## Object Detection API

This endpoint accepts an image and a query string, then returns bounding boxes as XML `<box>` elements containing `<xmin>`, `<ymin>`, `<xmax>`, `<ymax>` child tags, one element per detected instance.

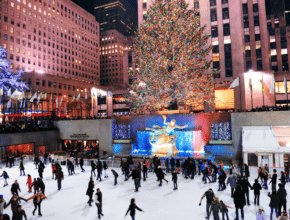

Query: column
<box><xmin>243</xmin><ymin>152</ymin><xmax>248</xmax><ymax>165</ymax></box>
<box><xmin>269</xmin><ymin>154</ymin><xmax>273</xmax><ymax>168</ymax></box>
<box><xmin>279</xmin><ymin>153</ymin><xmax>284</xmax><ymax>168</ymax></box>
<box><xmin>258</xmin><ymin>154</ymin><xmax>262</xmax><ymax>167</ymax></box>
<box><xmin>106</xmin><ymin>91</ymin><xmax>113</xmax><ymax>117</ymax></box>
<box><xmin>275</xmin><ymin>153</ymin><xmax>280</xmax><ymax>168</ymax></box>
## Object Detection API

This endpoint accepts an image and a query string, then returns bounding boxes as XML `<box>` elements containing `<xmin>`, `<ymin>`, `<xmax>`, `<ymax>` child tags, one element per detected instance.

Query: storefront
<box><xmin>62</xmin><ymin>139</ymin><xmax>99</xmax><ymax>158</ymax></box>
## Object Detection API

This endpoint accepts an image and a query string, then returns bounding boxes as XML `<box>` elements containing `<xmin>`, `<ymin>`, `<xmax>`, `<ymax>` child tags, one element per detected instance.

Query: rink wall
<box><xmin>0</xmin><ymin>129</ymin><xmax>59</xmax><ymax>158</ymax></box>
<box><xmin>231</xmin><ymin>111</ymin><xmax>290</xmax><ymax>159</ymax></box>
<box><xmin>55</xmin><ymin>119</ymin><xmax>113</xmax><ymax>157</ymax></box>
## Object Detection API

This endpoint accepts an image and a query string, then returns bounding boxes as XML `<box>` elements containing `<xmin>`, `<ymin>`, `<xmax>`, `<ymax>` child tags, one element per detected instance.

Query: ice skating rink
<box><xmin>0</xmin><ymin>163</ymin><xmax>286</xmax><ymax>219</ymax></box>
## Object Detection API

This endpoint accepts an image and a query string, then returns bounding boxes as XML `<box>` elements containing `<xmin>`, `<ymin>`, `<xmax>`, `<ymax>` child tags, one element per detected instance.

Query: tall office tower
<box><xmin>94</xmin><ymin>0</ymin><xmax>138</xmax><ymax>36</ymax></box>
<box><xmin>0</xmin><ymin>0</ymin><xmax>100</xmax><ymax>118</ymax></box>
<box><xmin>265</xmin><ymin>0</ymin><xmax>290</xmax><ymax>106</ymax></box>
<box><xmin>138</xmin><ymin>0</ymin><xmax>274</xmax><ymax>111</ymax></box>
<box><xmin>99</xmin><ymin>29</ymin><xmax>133</xmax><ymax>86</ymax></box>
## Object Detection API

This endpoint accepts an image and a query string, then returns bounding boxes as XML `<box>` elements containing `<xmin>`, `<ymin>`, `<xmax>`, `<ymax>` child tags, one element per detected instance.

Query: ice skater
<box><xmin>27</xmin><ymin>190</ymin><xmax>47</xmax><ymax>216</ymax></box>
<box><xmin>0</xmin><ymin>171</ymin><xmax>9</xmax><ymax>187</ymax></box>
<box><xmin>38</xmin><ymin>162</ymin><xmax>45</xmax><ymax>180</ymax></box>
<box><xmin>15</xmin><ymin>204</ymin><xmax>27</xmax><ymax>220</ymax></box>
<box><xmin>5</xmin><ymin>193</ymin><xmax>27</xmax><ymax>220</ymax></box>
<box><xmin>199</xmin><ymin>188</ymin><xmax>216</xmax><ymax>219</ymax></box>
<box><xmin>97</xmin><ymin>160</ymin><xmax>103</xmax><ymax>182</ymax></box>
<box><xmin>111</xmin><ymin>169</ymin><xmax>119</xmax><ymax>186</ymax></box>
<box><xmin>31</xmin><ymin>178</ymin><xmax>38</xmax><ymax>194</ymax></box>
<box><xmin>125</xmin><ymin>198</ymin><xmax>144</xmax><ymax>220</ymax></box>
<box><xmin>80</xmin><ymin>157</ymin><xmax>85</xmax><ymax>172</ymax></box>
<box><xmin>0</xmin><ymin>195</ymin><xmax>7</xmax><ymax>215</ymax></box>
<box><xmin>11</xmin><ymin>180</ymin><xmax>21</xmax><ymax>197</ymax></box>
<box><xmin>172</xmin><ymin>169</ymin><xmax>178</xmax><ymax>190</ymax></box>
<box><xmin>26</xmin><ymin>175</ymin><xmax>32</xmax><ymax>193</ymax></box>
<box><xmin>95</xmin><ymin>188</ymin><xmax>103</xmax><ymax>219</ymax></box>
<box><xmin>128</xmin><ymin>167</ymin><xmax>140</xmax><ymax>192</ymax></box>
<box><xmin>86</xmin><ymin>177</ymin><xmax>94</xmax><ymax>206</ymax></box>
<box><xmin>103</xmin><ymin>161</ymin><xmax>108</xmax><ymax>178</ymax></box>
<box><xmin>51</xmin><ymin>163</ymin><xmax>56</xmax><ymax>179</ymax></box>
<box><xmin>91</xmin><ymin>161</ymin><xmax>96</xmax><ymax>177</ymax></box>
<box><xmin>142</xmin><ymin>161</ymin><xmax>147</xmax><ymax>181</ymax></box>
<box><xmin>157</xmin><ymin>166</ymin><xmax>168</xmax><ymax>186</ymax></box>
<box><xmin>55</xmin><ymin>168</ymin><xmax>64</xmax><ymax>190</ymax></box>
<box><xmin>19</xmin><ymin>160</ymin><xmax>25</xmax><ymax>176</ymax></box>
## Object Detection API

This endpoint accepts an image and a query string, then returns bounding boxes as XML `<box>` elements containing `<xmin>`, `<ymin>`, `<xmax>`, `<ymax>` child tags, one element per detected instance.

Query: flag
<box><xmin>67</xmin><ymin>95</ymin><xmax>69</xmax><ymax>103</ymax></box>
<box><xmin>249</xmin><ymin>76</ymin><xmax>252</xmax><ymax>91</ymax></box>
<box><xmin>229</xmin><ymin>77</ymin><xmax>239</xmax><ymax>89</ymax></box>
<box><xmin>0</xmin><ymin>96</ymin><xmax>2</xmax><ymax>106</ymax></box>
<box><xmin>284</xmin><ymin>74</ymin><xmax>287</xmax><ymax>96</ymax></box>
<box><xmin>60</xmin><ymin>96</ymin><xmax>63</xmax><ymax>107</ymax></box>
<box><xmin>37</xmin><ymin>92</ymin><xmax>42</xmax><ymax>104</ymax></box>
<box><xmin>7</xmin><ymin>99</ymin><xmax>11</xmax><ymax>109</ymax></box>
<box><xmin>56</xmin><ymin>96</ymin><xmax>58</xmax><ymax>108</ymax></box>
<box><xmin>76</xmin><ymin>93</ymin><xmax>80</xmax><ymax>102</ymax></box>
<box><xmin>72</xmin><ymin>94</ymin><xmax>76</xmax><ymax>102</ymax></box>
<box><xmin>20</xmin><ymin>97</ymin><xmax>23</xmax><ymax>108</ymax></box>
<box><xmin>30</xmin><ymin>92</ymin><xmax>37</xmax><ymax>102</ymax></box>
<box><xmin>269</xmin><ymin>75</ymin><xmax>275</xmax><ymax>94</ymax></box>
<box><xmin>28</xmin><ymin>91</ymin><xmax>32</xmax><ymax>99</ymax></box>
<box><xmin>23</xmin><ymin>98</ymin><xmax>26</xmax><ymax>109</ymax></box>
<box><xmin>11</xmin><ymin>90</ymin><xmax>19</xmax><ymax>99</ymax></box>
<box><xmin>85</xmin><ymin>91</ymin><xmax>87</xmax><ymax>99</ymax></box>
<box><xmin>49</xmin><ymin>93</ymin><xmax>53</xmax><ymax>104</ymax></box>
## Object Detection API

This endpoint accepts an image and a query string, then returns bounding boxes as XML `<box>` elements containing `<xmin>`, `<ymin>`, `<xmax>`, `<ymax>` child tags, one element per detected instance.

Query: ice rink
<box><xmin>0</xmin><ymin>162</ymin><xmax>287</xmax><ymax>220</ymax></box>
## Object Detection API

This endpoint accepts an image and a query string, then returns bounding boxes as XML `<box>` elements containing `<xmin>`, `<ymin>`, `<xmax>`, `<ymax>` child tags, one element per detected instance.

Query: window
<box><xmin>36</xmin><ymin>79</ymin><xmax>40</xmax><ymax>85</ymax></box>
<box><xmin>212</xmin><ymin>45</ymin><xmax>219</xmax><ymax>53</ymax></box>
<box><xmin>223</xmin><ymin>23</ymin><xmax>230</xmax><ymax>36</ymax></box>
<box><xmin>254</xmin><ymin>16</ymin><xmax>259</xmax><ymax>26</ymax></box>
<box><xmin>257</xmin><ymin>60</ymin><xmax>263</xmax><ymax>70</ymax></box>
<box><xmin>42</xmin><ymin>80</ymin><xmax>46</xmax><ymax>86</ymax></box>
<box><xmin>253</xmin><ymin>4</ymin><xmax>259</xmax><ymax>13</ymax></box>
<box><xmin>244</xmin><ymin>16</ymin><xmax>249</xmax><ymax>28</ymax></box>
<box><xmin>255</xmin><ymin>34</ymin><xmax>260</xmax><ymax>41</ymax></box>
<box><xmin>256</xmin><ymin>48</ymin><xmax>262</xmax><ymax>59</ymax></box>
<box><xmin>54</xmin><ymin>82</ymin><xmax>57</xmax><ymax>88</ymax></box>
<box><xmin>242</xmin><ymin>3</ymin><xmax>248</xmax><ymax>14</ymax></box>
<box><xmin>210</xmin><ymin>0</ymin><xmax>216</xmax><ymax>6</ymax></box>
<box><xmin>222</xmin><ymin>8</ymin><xmax>229</xmax><ymax>20</ymax></box>
<box><xmin>210</xmin><ymin>8</ymin><xmax>217</xmax><ymax>22</ymax></box>
<box><xmin>59</xmin><ymin>83</ymin><xmax>62</xmax><ymax>89</ymax></box>
<box><xmin>245</xmin><ymin>35</ymin><xmax>250</xmax><ymax>43</ymax></box>
<box><xmin>222</xmin><ymin>0</ymin><xmax>228</xmax><ymax>3</ymax></box>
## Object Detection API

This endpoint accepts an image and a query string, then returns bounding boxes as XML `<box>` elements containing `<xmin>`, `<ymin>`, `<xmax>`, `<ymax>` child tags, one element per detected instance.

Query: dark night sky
<box><xmin>71</xmin><ymin>0</ymin><xmax>137</xmax><ymax>15</ymax></box>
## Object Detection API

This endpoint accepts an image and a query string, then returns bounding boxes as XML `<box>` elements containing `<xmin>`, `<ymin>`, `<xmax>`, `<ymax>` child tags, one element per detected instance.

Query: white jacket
<box><xmin>0</xmin><ymin>199</ymin><xmax>7</xmax><ymax>214</ymax></box>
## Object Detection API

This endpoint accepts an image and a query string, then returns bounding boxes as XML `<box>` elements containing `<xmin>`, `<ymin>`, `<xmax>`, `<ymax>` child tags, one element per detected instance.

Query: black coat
<box><xmin>128</xmin><ymin>170</ymin><xmax>140</xmax><ymax>180</ymax></box>
<box><xmin>268</xmin><ymin>192</ymin><xmax>279</xmax><ymax>209</ymax></box>
<box><xmin>86</xmin><ymin>180</ymin><xmax>94</xmax><ymax>196</ymax></box>
<box><xmin>172</xmin><ymin>172</ymin><xmax>177</xmax><ymax>180</ymax></box>
<box><xmin>170</xmin><ymin>158</ymin><xmax>175</xmax><ymax>167</ymax></box>
<box><xmin>125</xmin><ymin>204</ymin><xmax>143</xmax><ymax>217</ymax></box>
<box><xmin>19</xmin><ymin>162</ymin><xmax>24</xmax><ymax>170</ymax></box>
<box><xmin>176</xmin><ymin>159</ymin><xmax>180</xmax><ymax>168</ymax></box>
<box><xmin>38</xmin><ymin>163</ymin><xmax>45</xmax><ymax>173</ymax></box>
<box><xmin>96</xmin><ymin>192</ymin><xmax>102</xmax><ymax>204</ymax></box>
<box><xmin>240</xmin><ymin>179</ymin><xmax>252</xmax><ymax>193</ymax></box>
<box><xmin>233</xmin><ymin>188</ymin><xmax>246</xmax><ymax>208</ymax></box>
<box><xmin>142</xmin><ymin>165</ymin><xmax>147</xmax><ymax>172</ymax></box>
<box><xmin>165</xmin><ymin>159</ymin><xmax>169</xmax><ymax>167</ymax></box>
<box><xmin>252</xmin><ymin>182</ymin><xmax>262</xmax><ymax>195</ymax></box>
<box><xmin>111</xmin><ymin>169</ymin><xmax>119</xmax><ymax>177</ymax></box>
<box><xmin>11</xmin><ymin>183</ymin><xmax>20</xmax><ymax>193</ymax></box>
<box><xmin>80</xmin><ymin>158</ymin><xmax>84</xmax><ymax>166</ymax></box>
<box><xmin>270</xmin><ymin>174</ymin><xmax>277</xmax><ymax>184</ymax></box>
<box><xmin>277</xmin><ymin>186</ymin><xmax>287</xmax><ymax>201</ymax></box>
<box><xmin>244</xmin><ymin>165</ymin><xmax>250</xmax><ymax>177</ymax></box>
<box><xmin>157</xmin><ymin>169</ymin><xmax>165</xmax><ymax>180</ymax></box>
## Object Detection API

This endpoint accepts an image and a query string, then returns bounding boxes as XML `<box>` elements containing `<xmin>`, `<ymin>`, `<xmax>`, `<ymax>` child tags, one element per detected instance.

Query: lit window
<box><xmin>34</xmin><ymin>5</ymin><xmax>36</xmax><ymax>10</ymax></box>
<box><xmin>23</xmin><ymin>8</ymin><xmax>26</xmax><ymax>13</ymax></box>
<box><xmin>28</xmin><ymin>51</ymin><xmax>31</xmax><ymax>56</ymax></box>
<box><xmin>39</xmin><ymin>8</ymin><xmax>41</xmax><ymax>13</ymax></box>
<box><xmin>10</xmin><ymin>45</ymin><xmax>14</xmax><ymax>51</ymax></box>
<box><xmin>16</xmin><ymin>47</ymin><xmax>20</xmax><ymax>52</ymax></box>
<box><xmin>3</xmin><ymin>44</ymin><xmax>7</xmax><ymax>49</ymax></box>
<box><xmin>271</xmin><ymin>49</ymin><xmax>277</xmax><ymax>56</ymax></box>
<box><xmin>282</xmin><ymin>49</ymin><xmax>288</xmax><ymax>55</ymax></box>
<box><xmin>17</xmin><ymin>5</ymin><xmax>20</xmax><ymax>10</ymax></box>
<box><xmin>3</xmin><ymin>25</ymin><xmax>8</xmax><ymax>31</ymax></box>
<box><xmin>11</xmin><ymin>2</ymin><xmax>15</xmax><ymax>7</ymax></box>
<box><xmin>10</xmin><ymin>27</ymin><xmax>14</xmax><ymax>34</ymax></box>
<box><xmin>23</xmin><ymin>0</ymin><xmax>26</xmax><ymax>5</ymax></box>
<box><xmin>22</xmin><ymin>49</ymin><xmax>25</xmax><ymax>54</ymax></box>
<box><xmin>44</xmin><ymin>10</ymin><xmax>46</xmax><ymax>15</ymax></box>
<box><xmin>28</xmin><ymin>3</ymin><xmax>31</xmax><ymax>7</ymax></box>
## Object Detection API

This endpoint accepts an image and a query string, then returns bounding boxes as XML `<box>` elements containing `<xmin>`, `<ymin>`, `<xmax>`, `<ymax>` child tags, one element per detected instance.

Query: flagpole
<box><xmin>250</xmin><ymin>75</ymin><xmax>253</xmax><ymax>110</ymax></box>
<box><xmin>262</xmin><ymin>73</ymin><xmax>265</xmax><ymax>106</ymax></box>
<box><xmin>239</xmin><ymin>75</ymin><xmax>242</xmax><ymax>111</ymax></box>
<box><xmin>286</xmin><ymin>73</ymin><xmax>289</xmax><ymax>109</ymax></box>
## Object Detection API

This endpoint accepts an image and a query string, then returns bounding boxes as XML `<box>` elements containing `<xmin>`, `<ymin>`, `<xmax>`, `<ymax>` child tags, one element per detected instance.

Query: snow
<box><xmin>0</xmin><ymin>163</ymin><xmax>287</xmax><ymax>220</ymax></box>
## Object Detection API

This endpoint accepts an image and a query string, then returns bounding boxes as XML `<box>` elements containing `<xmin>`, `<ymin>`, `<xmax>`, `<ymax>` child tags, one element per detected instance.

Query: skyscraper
<box><xmin>94</xmin><ymin>0</ymin><xmax>138</xmax><ymax>36</ymax></box>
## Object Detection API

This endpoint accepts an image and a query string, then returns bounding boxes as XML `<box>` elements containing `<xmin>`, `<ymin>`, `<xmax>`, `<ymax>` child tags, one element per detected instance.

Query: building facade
<box><xmin>0</xmin><ymin>0</ymin><xmax>101</xmax><ymax>118</ymax></box>
<box><xmin>94</xmin><ymin>0</ymin><xmax>138</xmax><ymax>37</ymax></box>
<box><xmin>100</xmin><ymin>29</ymin><xmax>132</xmax><ymax>86</ymax></box>
<box><xmin>138</xmin><ymin>0</ymin><xmax>280</xmax><ymax>111</ymax></box>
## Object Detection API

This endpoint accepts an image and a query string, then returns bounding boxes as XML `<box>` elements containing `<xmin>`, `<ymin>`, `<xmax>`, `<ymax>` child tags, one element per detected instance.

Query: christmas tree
<box><xmin>0</xmin><ymin>46</ymin><xmax>29</xmax><ymax>95</ymax></box>
<box><xmin>126</xmin><ymin>0</ymin><xmax>215</xmax><ymax>113</ymax></box>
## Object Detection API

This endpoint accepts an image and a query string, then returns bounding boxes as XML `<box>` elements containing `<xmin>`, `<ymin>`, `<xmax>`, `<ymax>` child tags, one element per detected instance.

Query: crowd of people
<box><xmin>1</xmin><ymin>154</ymin><xmax>290</xmax><ymax>219</ymax></box>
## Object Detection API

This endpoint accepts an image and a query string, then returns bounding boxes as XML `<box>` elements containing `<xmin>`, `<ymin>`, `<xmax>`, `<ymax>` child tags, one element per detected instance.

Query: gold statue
<box><xmin>145</xmin><ymin>115</ymin><xmax>188</xmax><ymax>157</ymax></box>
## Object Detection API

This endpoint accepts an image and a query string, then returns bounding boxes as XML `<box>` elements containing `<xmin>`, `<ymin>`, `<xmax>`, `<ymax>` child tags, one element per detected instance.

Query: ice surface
<box><xmin>0</xmin><ymin>163</ymin><xmax>286</xmax><ymax>219</ymax></box>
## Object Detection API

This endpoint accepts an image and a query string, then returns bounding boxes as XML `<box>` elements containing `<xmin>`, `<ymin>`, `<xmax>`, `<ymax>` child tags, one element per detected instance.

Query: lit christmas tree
<box><xmin>0</xmin><ymin>46</ymin><xmax>29</xmax><ymax>95</ymax></box>
<box><xmin>126</xmin><ymin>0</ymin><xmax>216</xmax><ymax>113</ymax></box>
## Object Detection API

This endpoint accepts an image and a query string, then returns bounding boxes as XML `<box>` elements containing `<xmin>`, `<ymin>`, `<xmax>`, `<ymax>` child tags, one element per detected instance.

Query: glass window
<box><xmin>36</xmin><ymin>79</ymin><xmax>40</xmax><ymax>85</ymax></box>
<box><xmin>42</xmin><ymin>80</ymin><xmax>46</xmax><ymax>86</ymax></box>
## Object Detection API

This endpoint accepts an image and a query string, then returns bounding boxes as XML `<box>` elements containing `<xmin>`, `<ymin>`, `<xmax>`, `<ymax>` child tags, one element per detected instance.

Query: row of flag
<box><xmin>229</xmin><ymin>74</ymin><xmax>279</xmax><ymax>95</ymax></box>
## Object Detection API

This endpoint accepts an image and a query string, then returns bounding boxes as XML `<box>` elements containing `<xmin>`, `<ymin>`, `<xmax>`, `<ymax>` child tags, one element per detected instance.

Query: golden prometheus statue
<box><xmin>145</xmin><ymin>115</ymin><xmax>188</xmax><ymax>157</ymax></box>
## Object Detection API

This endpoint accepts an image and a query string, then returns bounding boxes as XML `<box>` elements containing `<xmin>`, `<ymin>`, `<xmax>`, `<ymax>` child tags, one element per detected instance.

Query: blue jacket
<box><xmin>0</xmin><ymin>172</ymin><xmax>9</xmax><ymax>179</ymax></box>
<box><xmin>201</xmin><ymin>164</ymin><xmax>205</xmax><ymax>171</ymax></box>
<box><xmin>227</xmin><ymin>175</ymin><xmax>238</xmax><ymax>188</ymax></box>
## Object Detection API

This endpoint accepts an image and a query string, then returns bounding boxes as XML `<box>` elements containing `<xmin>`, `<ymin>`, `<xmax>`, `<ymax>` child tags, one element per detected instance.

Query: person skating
<box><xmin>227</xmin><ymin>173</ymin><xmax>238</xmax><ymax>197</ymax></box>
<box><xmin>170</xmin><ymin>157</ymin><xmax>175</xmax><ymax>173</ymax></box>
<box><xmin>37</xmin><ymin>178</ymin><xmax>45</xmax><ymax>195</ymax></box>
<box><xmin>244</xmin><ymin>164</ymin><xmax>250</xmax><ymax>181</ymax></box>
<box><xmin>86</xmin><ymin>178</ymin><xmax>94</xmax><ymax>206</ymax></box>
<box><xmin>11</xmin><ymin>180</ymin><xmax>21</xmax><ymax>197</ymax></box>
<box><xmin>34</xmin><ymin>155</ymin><xmax>39</xmax><ymax>169</ymax></box>
<box><xmin>18</xmin><ymin>161</ymin><xmax>25</xmax><ymax>176</ymax></box>
<box><xmin>96</xmin><ymin>160</ymin><xmax>103</xmax><ymax>182</ymax></box>
<box><xmin>240</xmin><ymin>176</ymin><xmax>252</xmax><ymax>205</ymax></box>
<box><xmin>189</xmin><ymin>160</ymin><xmax>195</xmax><ymax>179</ymax></box>
<box><xmin>51</xmin><ymin>163</ymin><xmax>56</xmax><ymax>179</ymax></box>
<box><xmin>75</xmin><ymin>157</ymin><xmax>79</xmax><ymax>168</ymax></box>
<box><xmin>31</xmin><ymin>178</ymin><xmax>38</xmax><ymax>194</ymax></box>
<box><xmin>233</xmin><ymin>185</ymin><xmax>246</xmax><ymax>220</ymax></box>
<box><xmin>128</xmin><ymin>167</ymin><xmax>140</xmax><ymax>192</ymax></box>
<box><xmin>212</xmin><ymin>162</ymin><xmax>218</xmax><ymax>183</ymax></box>
<box><xmin>26</xmin><ymin>175</ymin><xmax>32</xmax><ymax>193</ymax></box>
<box><xmin>125</xmin><ymin>198</ymin><xmax>144</xmax><ymax>220</ymax></box>
<box><xmin>204</xmin><ymin>165</ymin><xmax>212</xmax><ymax>184</ymax></box>
<box><xmin>142</xmin><ymin>161</ymin><xmax>147</xmax><ymax>181</ymax></box>
<box><xmin>55</xmin><ymin>168</ymin><xmax>64</xmax><ymax>190</ymax></box>
<box><xmin>0</xmin><ymin>195</ymin><xmax>7</xmax><ymax>215</ymax></box>
<box><xmin>218</xmin><ymin>171</ymin><xmax>226</xmax><ymax>190</ymax></box>
<box><xmin>111</xmin><ymin>169</ymin><xmax>119</xmax><ymax>186</ymax></box>
<box><xmin>285</xmin><ymin>162</ymin><xmax>290</xmax><ymax>182</ymax></box>
<box><xmin>252</xmin><ymin>179</ymin><xmax>262</xmax><ymax>206</ymax></box>
<box><xmin>176</xmin><ymin>159</ymin><xmax>180</xmax><ymax>174</ymax></box>
<box><xmin>27</xmin><ymin>190</ymin><xmax>47</xmax><ymax>216</ymax></box>
<box><xmin>280</xmin><ymin>171</ymin><xmax>286</xmax><ymax>186</ymax></box>
<box><xmin>95</xmin><ymin>188</ymin><xmax>103</xmax><ymax>219</ymax></box>
<box><xmin>270</xmin><ymin>169</ymin><xmax>277</xmax><ymax>192</ymax></box>
<box><xmin>262</xmin><ymin>168</ymin><xmax>269</xmax><ymax>190</ymax></box>
<box><xmin>172</xmin><ymin>169</ymin><xmax>178</xmax><ymax>190</ymax></box>
<box><xmin>14</xmin><ymin>205</ymin><xmax>27</xmax><ymax>220</ymax></box>
<box><xmin>268</xmin><ymin>191</ymin><xmax>279</xmax><ymax>219</ymax></box>
<box><xmin>38</xmin><ymin>162</ymin><xmax>45</xmax><ymax>180</ymax></box>
<box><xmin>67</xmin><ymin>160</ymin><xmax>73</xmax><ymax>176</ymax></box>
<box><xmin>4</xmin><ymin>193</ymin><xmax>27</xmax><ymax>220</ymax></box>
<box><xmin>91</xmin><ymin>161</ymin><xmax>96</xmax><ymax>177</ymax></box>
<box><xmin>80</xmin><ymin>157</ymin><xmax>85</xmax><ymax>172</ymax></box>
<box><xmin>278</xmin><ymin>210</ymin><xmax>289</xmax><ymax>220</ymax></box>
<box><xmin>277</xmin><ymin>183</ymin><xmax>287</xmax><ymax>216</ymax></box>
<box><xmin>0</xmin><ymin>171</ymin><xmax>9</xmax><ymax>187</ymax></box>
<box><xmin>256</xmin><ymin>206</ymin><xmax>266</xmax><ymax>220</ymax></box>
<box><xmin>199</xmin><ymin>188</ymin><xmax>216</xmax><ymax>219</ymax></box>
<box><xmin>209</xmin><ymin>197</ymin><xmax>221</xmax><ymax>220</ymax></box>
<box><xmin>220</xmin><ymin>200</ymin><xmax>232</xmax><ymax>220</ymax></box>
<box><xmin>165</xmin><ymin>158</ymin><xmax>169</xmax><ymax>173</ymax></box>
<box><xmin>157</xmin><ymin>166</ymin><xmax>168</xmax><ymax>186</ymax></box>
<box><xmin>103</xmin><ymin>161</ymin><xmax>108</xmax><ymax>178</ymax></box>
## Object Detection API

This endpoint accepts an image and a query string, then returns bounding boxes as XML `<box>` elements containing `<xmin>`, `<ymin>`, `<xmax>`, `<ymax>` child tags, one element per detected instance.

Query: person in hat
<box><xmin>278</xmin><ymin>210</ymin><xmax>289</xmax><ymax>220</ymax></box>
<box><xmin>209</xmin><ymin>197</ymin><xmax>221</xmax><ymax>220</ymax></box>
<box><xmin>14</xmin><ymin>204</ymin><xmax>27</xmax><ymax>220</ymax></box>
<box><xmin>268</xmin><ymin>191</ymin><xmax>279</xmax><ymax>219</ymax></box>
<box><xmin>256</xmin><ymin>206</ymin><xmax>266</xmax><ymax>220</ymax></box>
<box><xmin>277</xmin><ymin>183</ymin><xmax>287</xmax><ymax>216</ymax></box>
<box><xmin>199</xmin><ymin>188</ymin><xmax>216</xmax><ymax>219</ymax></box>
<box><xmin>0</xmin><ymin>195</ymin><xmax>7</xmax><ymax>215</ymax></box>
<box><xmin>5</xmin><ymin>193</ymin><xmax>27</xmax><ymax>220</ymax></box>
